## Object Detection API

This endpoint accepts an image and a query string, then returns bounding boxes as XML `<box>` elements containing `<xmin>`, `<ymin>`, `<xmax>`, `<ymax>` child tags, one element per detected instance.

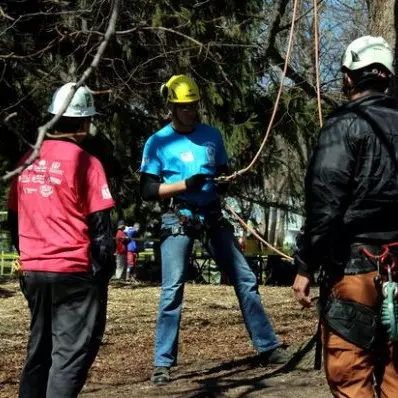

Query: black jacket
<box><xmin>296</xmin><ymin>94</ymin><xmax>398</xmax><ymax>274</ymax></box>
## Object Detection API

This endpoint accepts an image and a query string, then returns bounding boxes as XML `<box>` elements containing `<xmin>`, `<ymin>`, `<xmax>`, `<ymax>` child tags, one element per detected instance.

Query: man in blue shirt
<box><xmin>140</xmin><ymin>74</ymin><xmax>288</xmax><ymax>385</ymax></box>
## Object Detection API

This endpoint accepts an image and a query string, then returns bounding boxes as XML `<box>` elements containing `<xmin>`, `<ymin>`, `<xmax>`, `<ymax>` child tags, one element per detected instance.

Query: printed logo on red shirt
<box><xmin>40</xmin><ymin>185</ymin><xmax>54</xmax><ymax>197</ymax></box>
<box><xmin>8</xmin><ymin>140</ymin><xmax>115</xmax><ymax>273</ymax></box>
<box><xmin>101</xmin><ymin>184</ymin><xmax>112</xmax><ymax>200</ymax></box>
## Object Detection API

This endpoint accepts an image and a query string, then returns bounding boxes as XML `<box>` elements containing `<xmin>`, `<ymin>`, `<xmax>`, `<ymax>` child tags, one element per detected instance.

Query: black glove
<box><xmin>185</xmin><ymin>174</ymin><xmax>210</xmax><ymax>191</ymax></box>
<box><xmin>214</xmin><ymin>174</ymin><xmax>229</xmax><ymax>195</ymax></box>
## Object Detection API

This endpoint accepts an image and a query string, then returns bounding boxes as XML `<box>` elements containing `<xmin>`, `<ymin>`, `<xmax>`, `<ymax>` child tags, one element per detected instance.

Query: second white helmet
<box><xmin>341</xmin><ymin>36</ymin><xmax>394</xmax><ymax>75</ymax></box>
<box><xmin>48</xmin><ymin>82</ymin><xmax>96</xmax><ymax>117</ymax></box>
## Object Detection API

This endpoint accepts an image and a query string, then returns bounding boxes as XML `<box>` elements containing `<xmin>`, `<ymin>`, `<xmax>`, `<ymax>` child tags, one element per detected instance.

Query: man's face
<box><xmin>174</xmin><ymin>101</ymin><xmax>199</xmax><ymax>128</ymax></box>
<box><xmin>74</xmin><ymin>117</ymin><xmax>91</xmax><ymax>143</ymax></box>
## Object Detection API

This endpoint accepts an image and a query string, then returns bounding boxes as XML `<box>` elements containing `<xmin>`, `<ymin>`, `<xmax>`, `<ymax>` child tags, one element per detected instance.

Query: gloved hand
<box><xmin>214</xmin><ymin>174</ymin><xmax>229</xmax><ymax>195</ymax></box>
<box><xmin>185</xmin><ymin>174</ymin><xmax>211</xmax><ymax>191</ymax></box>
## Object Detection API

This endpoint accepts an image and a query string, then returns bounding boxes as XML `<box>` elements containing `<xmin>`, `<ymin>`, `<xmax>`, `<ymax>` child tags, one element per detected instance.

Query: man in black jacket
<box><xmin>292</xmin><ymin>36</ymin><xmax>398</xmax><ymax>397</ymax></box>
<box><xmin>8</xmin><ymin>82</ymin><xmax>115</xmax><ymax>398</ymax></box>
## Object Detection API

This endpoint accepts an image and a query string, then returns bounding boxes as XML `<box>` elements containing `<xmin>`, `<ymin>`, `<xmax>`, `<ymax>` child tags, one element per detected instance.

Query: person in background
<box><xmin>8</xmin><ymin>82</ymin><xmax>115</xmax><ymax>398</ymax></box>
<box><xmin>115</xmin><ymin>220</ymin><xmax>128</xmax><ymax>280</ymax></box>
<box><xmin>126</xmin><ymin>223</ymin><xmax>140</xmax><ymax>282</ymax></box>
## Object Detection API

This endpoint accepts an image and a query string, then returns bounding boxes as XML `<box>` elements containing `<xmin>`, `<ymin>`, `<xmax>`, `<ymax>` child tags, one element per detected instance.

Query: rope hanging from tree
<box><xmin>225</xmin><ymin>203</ymin><xmax>293</xmax><ymax>261</ymax></box>
<box><xmin>216</xmin><ymin>0</ymin><xmax>301</xmax><ymax>183</ymax></box>
<box><xmin>223</xmin><ymin>0</ymin><xmax>324</xmax><ymax>260</ymax></box>
<box><xmin>313</xmin><ymin>0</ymin><xmax>323</xmax><ymax>128</ymax></box>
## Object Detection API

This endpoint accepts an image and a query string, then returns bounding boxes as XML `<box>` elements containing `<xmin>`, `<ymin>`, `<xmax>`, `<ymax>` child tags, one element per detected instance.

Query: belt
<box><xmin>173</xmin><ymin>199</ymin><xmax>222</xmax><ymax>218</ymax></box>
<box><xmin>345</xmin><ymin>244</ymin><xmax>379</xmax><ymax>275</ymax></box>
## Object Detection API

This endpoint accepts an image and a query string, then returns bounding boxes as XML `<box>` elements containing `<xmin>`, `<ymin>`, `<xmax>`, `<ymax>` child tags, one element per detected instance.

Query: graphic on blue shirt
<box><xmin>140</xmin><ymin>123</ymin><xmax>228</xmax><ymax>206</ymax></box>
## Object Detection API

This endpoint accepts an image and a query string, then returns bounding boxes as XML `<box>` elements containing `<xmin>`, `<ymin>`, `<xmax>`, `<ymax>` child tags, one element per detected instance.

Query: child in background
<box><xmin>115</xmin><ymin>220</ymin><xmax>128</xmax><ymax>279</ymax></box>
<box><xmin>126</xmin><ymin>223</ymin><xmax>140</xmax><ymax>281</ymax></box>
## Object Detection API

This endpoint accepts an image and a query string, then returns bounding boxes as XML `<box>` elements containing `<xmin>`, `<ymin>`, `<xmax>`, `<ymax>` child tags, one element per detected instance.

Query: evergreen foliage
<box><xmin>0</xmin><ymin>0</ymin><xmax>364</xmax><ymax>239</ymax></box>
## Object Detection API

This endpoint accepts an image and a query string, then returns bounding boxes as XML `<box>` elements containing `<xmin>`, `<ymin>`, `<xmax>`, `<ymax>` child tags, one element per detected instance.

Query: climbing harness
<box><xmin>361</xmin><ymin>243</ymin><xmax>398</xmax><ymax>342</ymax></box>
<box><xmin>161</xmin><ymin>198</ymin><xmax>225</xmax><ymax>241</ymax></box>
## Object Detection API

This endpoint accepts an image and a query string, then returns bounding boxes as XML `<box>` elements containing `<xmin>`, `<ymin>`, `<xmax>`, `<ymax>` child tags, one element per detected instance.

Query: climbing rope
<box><xmin>216</xmin><ymin>0</ymin><xmax>301</xmax><ymax>183</ymax></box>
<box><xmin>225</xmin><ymin>203</ymin><xmax>293</xmax><ymax>261</ymax></box>
<box><xmin>222</xmin><ymin>0</ymin><xmax>325</xmax><ymax>262</ymax></box>
<box><xmin>313</xmin><ymin>0</ymin><xmax>323</xmax><ymax>128</ymax></box>
<box><xmin>221</xmin><ymin>0</ymin><xmax>301</xmax><ymax>259</ymax></box>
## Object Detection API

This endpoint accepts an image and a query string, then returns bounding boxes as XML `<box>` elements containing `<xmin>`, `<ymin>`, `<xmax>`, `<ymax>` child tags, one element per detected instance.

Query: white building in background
<box><xmin>283</xmin><ymin>211</ymin><xmax>305</xmax><ymax>249</ymax></box>
<box><xmin>225</xmin><ymin>198</ymin><xmax>304</xmax><ymax>250</ymax></box>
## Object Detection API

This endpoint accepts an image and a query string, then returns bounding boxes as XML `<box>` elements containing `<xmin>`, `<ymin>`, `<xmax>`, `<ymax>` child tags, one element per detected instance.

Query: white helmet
<box><xmin>48</xmin><ymin>82</ymin><xmax>96</xmax><ymax>117</ymax></box>
<box><xmin>341</xmin><ymin>36</ymin><xmax>394</xmax><ymax>75</ymax></box>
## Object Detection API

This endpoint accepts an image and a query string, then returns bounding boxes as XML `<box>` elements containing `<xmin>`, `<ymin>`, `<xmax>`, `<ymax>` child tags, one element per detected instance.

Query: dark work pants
<box><xmin>18</xmin><ymin>271</ymin><xmax>108</xmax><ymax>398</ymax></box>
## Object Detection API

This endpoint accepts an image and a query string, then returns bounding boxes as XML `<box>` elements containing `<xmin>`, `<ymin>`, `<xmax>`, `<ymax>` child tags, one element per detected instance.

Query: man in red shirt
<box><xmin>8</xmin><ymin>82</ymin><xmax>115</xmax><ymax>398</ymax></box>
<box><xmin>115</xmin><ymin>220</ymin><xmax>128</xmax><ymax>279</ymax></box>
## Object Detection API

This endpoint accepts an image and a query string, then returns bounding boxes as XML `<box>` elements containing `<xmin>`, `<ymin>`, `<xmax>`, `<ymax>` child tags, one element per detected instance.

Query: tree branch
<box><xmin>233</xmin><ymin>193</ymin><xmax>304</xmax><ymax>215</ymax></box>
<box><xmin>1</xmin><ymin>0</ymin><xmax>120</xmax><ymax>182</ymax></box>
<box><xmin>263</xmin><ymin>0</ymin><xmax>290</xmax><ymax>58</ymax></box>
<box><xmin>277</xmin><ymin>0</ymin><xmax>325</xmax><ymax>32</ymax></box>
<box><xmin>268</xmin><ymin>46</ymin><xmax>339</xmax><ymax>107</ymax></box>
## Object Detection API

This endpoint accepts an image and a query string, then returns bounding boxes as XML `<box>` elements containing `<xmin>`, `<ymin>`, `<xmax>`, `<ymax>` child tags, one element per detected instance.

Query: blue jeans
<box><xmin>154</xmin><ymin>214</ymin><xmax>280</xmax><ymax>367</ymax></box>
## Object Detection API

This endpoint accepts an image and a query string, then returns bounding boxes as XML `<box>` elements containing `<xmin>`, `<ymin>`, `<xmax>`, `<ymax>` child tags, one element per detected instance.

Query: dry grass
<box><xmin>0</xmin><ymin>280</ymin><xmax>330</xmax><ymax>397</ymax></box>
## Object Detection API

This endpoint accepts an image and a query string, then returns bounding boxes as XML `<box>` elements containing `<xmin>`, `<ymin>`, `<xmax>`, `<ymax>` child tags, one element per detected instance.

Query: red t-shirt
<box><xmin>115</xmin><ymin>230</ymin><xmax>127</xmax><ymax>255</ymax></box>
<box><xmin>8</xmin><ymin>140</ymin><xmax>115</xmax><ymax>273</ymax></box>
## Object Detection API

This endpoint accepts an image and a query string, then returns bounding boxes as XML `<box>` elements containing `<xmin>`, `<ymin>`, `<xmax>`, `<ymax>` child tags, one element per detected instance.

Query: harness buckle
<box><xmin>171</xmin><ymin>225</ymin><xmax>182</xmax><ymax>235</ymax></box>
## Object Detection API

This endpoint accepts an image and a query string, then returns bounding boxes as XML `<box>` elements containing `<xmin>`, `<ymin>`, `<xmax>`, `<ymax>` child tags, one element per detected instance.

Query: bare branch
<box><xmin>1</xmin><ymin>0</ymin><xmax>120</xmax><ymax>182</ymax></box>
<box><xmin>0</xmin><ymin>6</ymin><xmax>15</xmax><ymax>21</ymax></box>
<box><xmin>0</xmin><ymin>8</ymin><xmax>93</xmax><ymax>36</ymax></box>
<box><xmin>277</xmin><ymin>0</ymin><xmax>325</xmax><ymax>32</ymax></box>
<box><xmin>3</xmin><ymin>112</ymin><xmax>34</xmax><ymax>148</ymax></box>
<box><xmin>268</xmin><ymin>46</ymin><xmax>338</xmax><ymax>107</ymax></box>
<box><xmin>142</xmin><ymin>26</ymin><xmax>204</xmax><ymax>49</ymax></box>
<box><xmin>4</xmin><ymin>112</ymin><xmax>17</xmax><ymax>123</ymax></box>
<box><xmin>0</xmin><ymin>37</ymin><xmax>62</xmax><ymax>60</ymax></box>
<box><xmin>263</xmin><ymin>0</ymin><xmax>290</xmax><ymax>58</ymax></box>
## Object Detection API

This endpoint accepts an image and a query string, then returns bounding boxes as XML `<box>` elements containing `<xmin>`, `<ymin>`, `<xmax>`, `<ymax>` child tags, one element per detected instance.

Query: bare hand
<box><xmin>292</xmin><ymin>273</ymin><xmax>312</xmax><ymax>308</ymax></box>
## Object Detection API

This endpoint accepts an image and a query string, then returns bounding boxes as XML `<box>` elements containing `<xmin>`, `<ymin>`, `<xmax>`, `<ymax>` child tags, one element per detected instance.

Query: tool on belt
<box><xmin>160</xmin><ymin>198</ymin><xmax>226</xmax><ymax>241</ymax></box>
<box><xmin>361</xmin><ymin>243</ymin><xmax>398</xmax><ymax>342</ymax></box>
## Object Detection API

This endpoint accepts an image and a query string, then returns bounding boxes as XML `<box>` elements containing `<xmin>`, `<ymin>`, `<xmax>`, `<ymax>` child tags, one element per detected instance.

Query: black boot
<box><xmin>151</xmin><ymin>366</ymin><xmax>170</xmax><ymax>386</ymax></box>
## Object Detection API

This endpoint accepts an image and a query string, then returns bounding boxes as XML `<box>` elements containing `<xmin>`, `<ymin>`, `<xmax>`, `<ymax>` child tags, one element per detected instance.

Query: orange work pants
<box><xmin>322</xmin><ymin>271</ymin><xmax>398</xmax><ymax>398</ymax></box>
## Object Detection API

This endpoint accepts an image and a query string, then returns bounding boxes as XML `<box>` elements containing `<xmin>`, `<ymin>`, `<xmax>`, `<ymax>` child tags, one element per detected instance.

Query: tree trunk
<box><xmin>268</xmin><ymin>206</ymin><xmax>278</xmax><ymax>247</ymax></box>
<box><xmin>276</xmin><ymin>209</ymin><xmax>286</xmax><ymax>247</ymax></box>
<box><xmin>368</xmin><ymin>0</ymin><xmax>395</xmax><ymax>46</ymax></box>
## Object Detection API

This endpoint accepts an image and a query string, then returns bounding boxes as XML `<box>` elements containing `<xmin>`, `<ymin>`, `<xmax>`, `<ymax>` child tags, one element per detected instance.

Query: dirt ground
<box><xmin>0</xmin><ymin>279</ymin><xmax>331</xmax><ymax>397</ymax></box>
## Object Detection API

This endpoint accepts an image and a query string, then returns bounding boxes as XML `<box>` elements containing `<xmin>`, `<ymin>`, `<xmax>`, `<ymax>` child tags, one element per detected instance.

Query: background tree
<box><xmin>0</xmin><ymin>0</ymin><xmax>376</xmax><ymax>245</ymax></box>
<box><xmin>368</xmin><ymin>0</ymin><xmax>395</xmax><ymax>45</ymax></box>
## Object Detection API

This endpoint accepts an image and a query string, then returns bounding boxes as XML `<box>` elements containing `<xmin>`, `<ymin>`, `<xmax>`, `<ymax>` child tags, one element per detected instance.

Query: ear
<box><xmin>166</xmin><ymin>103</ymin><xmax>174</xmax><ymax>119</ymax></box>
<box><xmin>342</xmin><ymin>71</ymin><xmax>353</xmax><ymax>87</ymax></box>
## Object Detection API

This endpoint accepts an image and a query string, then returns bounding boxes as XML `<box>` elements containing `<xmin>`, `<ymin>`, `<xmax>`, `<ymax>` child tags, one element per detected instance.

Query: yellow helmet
<box><xmin>160</xmin><ymin>74</ymin><xmax>200</xmax><ymax>103</ymax></box>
